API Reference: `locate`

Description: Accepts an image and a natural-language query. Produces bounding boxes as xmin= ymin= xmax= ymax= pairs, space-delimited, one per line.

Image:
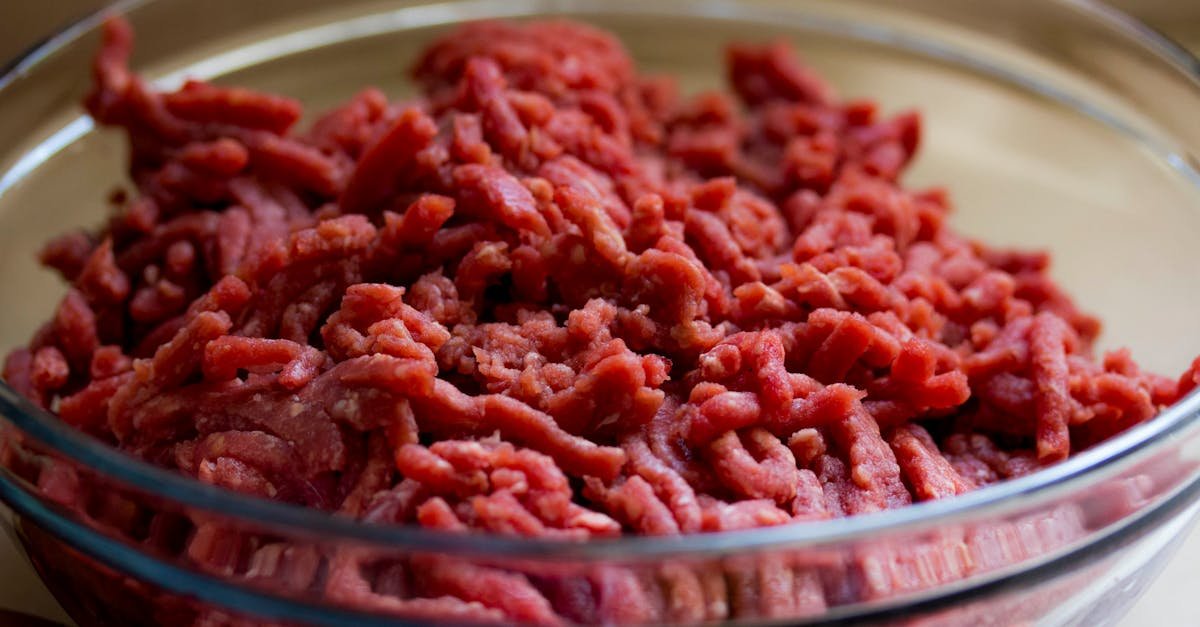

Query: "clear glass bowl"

xmin=1 ymin=0 xmax=1199 ymax=625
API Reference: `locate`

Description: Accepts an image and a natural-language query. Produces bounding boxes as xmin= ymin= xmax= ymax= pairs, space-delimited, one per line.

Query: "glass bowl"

xmin=1 ymin=0 xmax=1199 ymax=625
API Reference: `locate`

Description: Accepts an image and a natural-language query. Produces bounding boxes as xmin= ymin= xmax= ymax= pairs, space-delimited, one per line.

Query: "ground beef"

xmin=3 ymin=16 xmax=1198 ymax=626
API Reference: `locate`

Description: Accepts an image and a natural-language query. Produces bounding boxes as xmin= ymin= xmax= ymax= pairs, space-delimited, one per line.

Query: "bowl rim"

xmin=6 ymin=407 xmax=1198 ymax=624
xmin=0 ymin=0 xmax=1199 ymax=562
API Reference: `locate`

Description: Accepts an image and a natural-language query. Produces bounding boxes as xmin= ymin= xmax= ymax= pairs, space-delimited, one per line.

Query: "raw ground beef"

xmin=3 ymin=16 xmax=1199 ymax=626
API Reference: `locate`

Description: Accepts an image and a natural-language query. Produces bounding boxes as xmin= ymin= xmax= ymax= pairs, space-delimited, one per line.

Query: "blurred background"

xmin=0 ymin=1 xmax=1197 ymax=626
xmin=7 ymin=0 xmax=1191 ymax=61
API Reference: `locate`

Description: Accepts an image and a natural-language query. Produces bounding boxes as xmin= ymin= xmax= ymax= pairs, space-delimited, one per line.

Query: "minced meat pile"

xmin=4 ymin=16 xmax=1200 ymax=625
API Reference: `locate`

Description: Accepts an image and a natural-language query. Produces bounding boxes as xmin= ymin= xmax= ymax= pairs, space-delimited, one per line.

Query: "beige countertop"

xmin=0 ymin=2 xmax=1197 ymax=626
